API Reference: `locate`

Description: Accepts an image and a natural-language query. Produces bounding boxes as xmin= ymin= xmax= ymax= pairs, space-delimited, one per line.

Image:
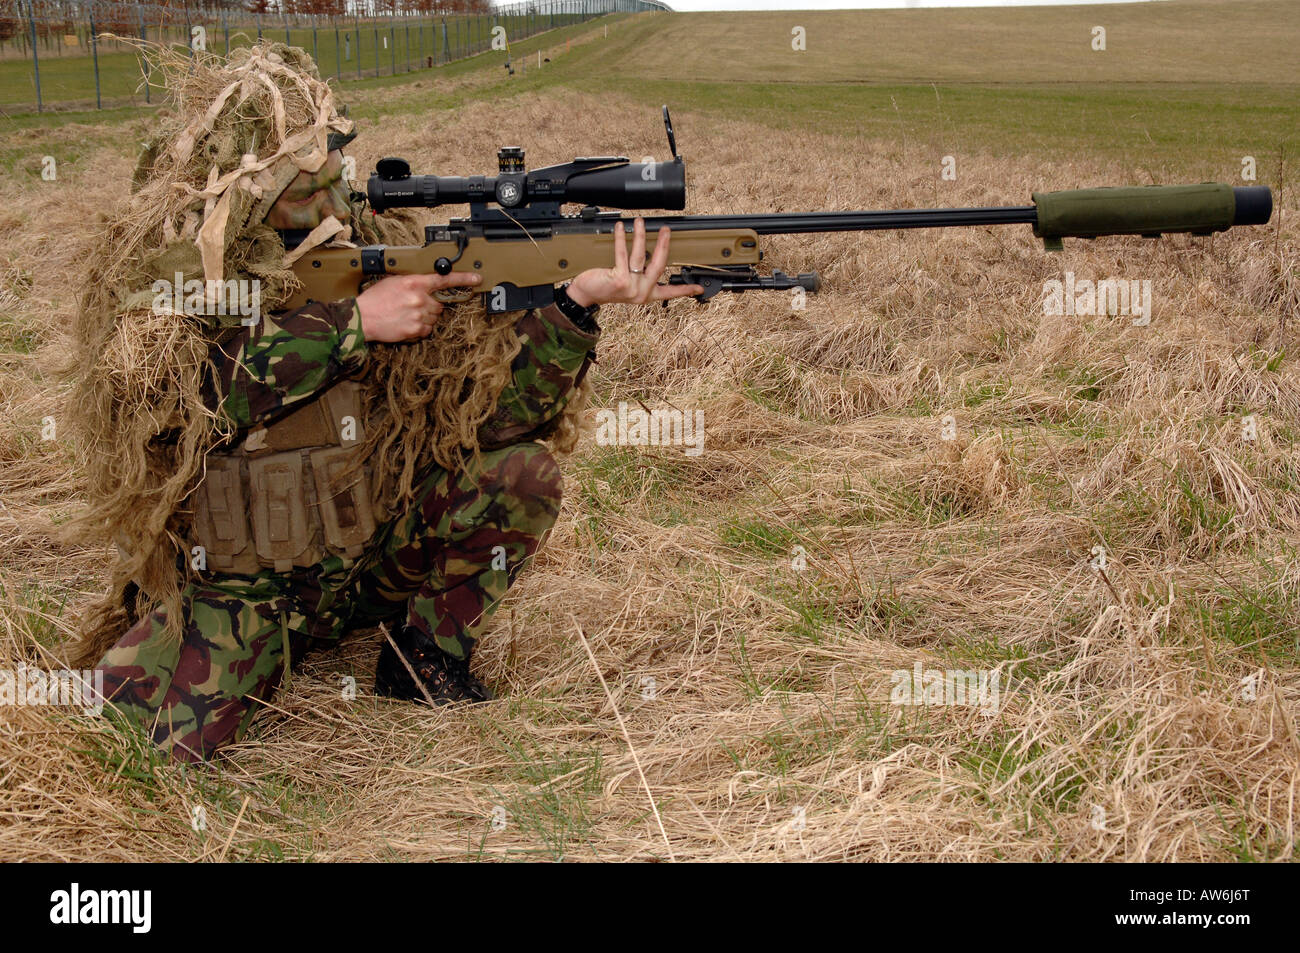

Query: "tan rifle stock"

xmin=285 ymin=227 xmax=762 ymax=311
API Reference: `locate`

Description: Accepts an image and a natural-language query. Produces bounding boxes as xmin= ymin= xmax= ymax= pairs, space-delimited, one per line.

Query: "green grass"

xmin=1172 ymin=471 xmax=1235 ymax=540
xmin=0 ymin=313 xmax=41 ymax=354
xmin=1052 ymin=363 xmax=1107 ymax=402
xmin=946 ymin=634 xmax=1050 ymax=684
xmin=718 ymin=514 xmax=798 ymax=558
xmin=489 ymin=732 xmax=605 ymax=861
xmin=958 ymin=729 xmax=1089 ymax=834
xmin=962 ymin=380 xmax=1010 ymax=408
xmin=764 ymin=577 xmax=854 ymax=645
xmin=1211 ymin=795 xmax=1300 ymax=862
xmin=0 ymin=579 xmax=71 ymax=651
xmin=1197 ymin=576 xmax=1299 ymax=664
xmin=851 ymin=694 xmax=939 ymax=759
xmin=571 ymin=443 xmax=699 ymax=537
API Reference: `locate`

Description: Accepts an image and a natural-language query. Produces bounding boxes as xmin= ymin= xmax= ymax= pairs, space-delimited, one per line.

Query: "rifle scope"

xmin=367 ymin=149 xmax=687 ymax=213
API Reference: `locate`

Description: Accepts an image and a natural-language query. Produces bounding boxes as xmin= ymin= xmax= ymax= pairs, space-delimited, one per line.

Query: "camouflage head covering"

xmin=125 ymin=42 xmax=356 ymax=325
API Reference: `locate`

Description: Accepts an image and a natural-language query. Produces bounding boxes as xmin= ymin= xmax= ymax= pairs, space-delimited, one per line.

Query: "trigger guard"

xmin=435 ymin=289 xmax=475 ymax=304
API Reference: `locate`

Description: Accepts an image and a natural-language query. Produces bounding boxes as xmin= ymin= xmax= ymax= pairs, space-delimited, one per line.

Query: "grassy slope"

xmin=1 ymin=2 xmax=1298 ymax=862
xmin=528 ymin=1 xmax=1299 ymax=180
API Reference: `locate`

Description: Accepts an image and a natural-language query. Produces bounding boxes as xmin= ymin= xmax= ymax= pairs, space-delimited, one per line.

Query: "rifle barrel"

xmin=626 ymin=207 xmax=1039 ymax=234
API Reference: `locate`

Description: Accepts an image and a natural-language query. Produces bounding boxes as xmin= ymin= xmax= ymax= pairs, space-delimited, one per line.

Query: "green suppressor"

xmin=1032 ymin=183 xmax=1273 ymax=250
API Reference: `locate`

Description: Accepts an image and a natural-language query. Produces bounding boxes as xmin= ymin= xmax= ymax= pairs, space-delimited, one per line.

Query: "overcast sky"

xmin=662 ymin=1 xmax=1165 ymax=10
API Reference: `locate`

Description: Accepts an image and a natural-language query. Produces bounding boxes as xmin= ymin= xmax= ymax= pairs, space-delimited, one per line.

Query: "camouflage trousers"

xmin=95 ymin=443 xmax=562 ymax=763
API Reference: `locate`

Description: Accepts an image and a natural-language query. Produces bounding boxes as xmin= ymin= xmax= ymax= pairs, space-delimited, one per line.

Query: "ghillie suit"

xmin=68 ymin=43 xmax=593 ymax=759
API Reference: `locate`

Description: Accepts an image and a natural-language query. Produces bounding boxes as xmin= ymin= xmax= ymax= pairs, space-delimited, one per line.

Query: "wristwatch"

xmin=553 ymin=283 xmax=601 ymax=333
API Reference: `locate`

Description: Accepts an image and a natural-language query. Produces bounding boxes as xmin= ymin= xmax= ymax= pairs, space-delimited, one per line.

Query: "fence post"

xmin=441 ymin=18 xmax=449 ymax=63
xmin=404 ymin=22 xmax=409 ymax=72
xmin=89 ymin=11 xmax=100 ymax=109
xmin=26 ymin=0 xmax=41 ymax=113
xmin=223 ymin=13 xmax=229 ymax=56
xmin=138 ymin=4 xmax=149 ymax=104
xmin=334 ymin=24 xmax=341 ymax=81
xmin=312 ymin=22 xmax=317 ymax=63
xmin=354 ymin=18 xmax=361 ymax=79
xmin=389 ymin=23 xmax=395 ymax=75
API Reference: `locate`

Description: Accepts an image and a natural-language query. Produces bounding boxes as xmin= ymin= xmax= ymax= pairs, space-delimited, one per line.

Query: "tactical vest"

xmin=190 ymin=379 xmax=378 ymax=575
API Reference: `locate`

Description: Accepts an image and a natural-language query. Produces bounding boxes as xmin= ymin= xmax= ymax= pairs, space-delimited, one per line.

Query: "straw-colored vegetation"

xmin=1 ymin=5 xmax=1297 ymax=861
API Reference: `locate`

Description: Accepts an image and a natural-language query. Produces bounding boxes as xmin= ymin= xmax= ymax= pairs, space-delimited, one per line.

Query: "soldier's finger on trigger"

xmin=424 ymin=271 xmax=474 ymax=291
xmin=402 ymin=274 xmax=433 ymax=297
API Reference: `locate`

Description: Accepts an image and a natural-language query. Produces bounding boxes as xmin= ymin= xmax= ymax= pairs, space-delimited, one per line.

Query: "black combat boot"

xmin=374 ymin=625 xmax=495 ymax=705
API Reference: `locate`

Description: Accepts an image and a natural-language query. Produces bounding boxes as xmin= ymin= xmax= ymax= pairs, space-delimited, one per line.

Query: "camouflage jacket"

xmin=207 ymin=298 xmax=598 ymax=448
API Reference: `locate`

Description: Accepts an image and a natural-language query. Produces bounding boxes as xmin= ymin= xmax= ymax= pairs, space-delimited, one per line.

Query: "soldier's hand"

xmin=356 ymin=272 xmax=482 ymax=343
xmin=567 ymin=217 xmax=704 ymax=307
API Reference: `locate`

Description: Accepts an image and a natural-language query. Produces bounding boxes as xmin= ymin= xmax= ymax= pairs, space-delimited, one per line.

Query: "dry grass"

xmin=1 ymin=87 xmax=1297 ymax=861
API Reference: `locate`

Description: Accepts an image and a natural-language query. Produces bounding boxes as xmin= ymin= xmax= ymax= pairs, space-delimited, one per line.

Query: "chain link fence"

xmin=0 ymin=0 xmax=672 ymax=114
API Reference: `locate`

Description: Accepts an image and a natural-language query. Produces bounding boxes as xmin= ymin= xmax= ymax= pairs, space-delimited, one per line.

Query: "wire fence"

xmin=0 ymin=1 xmax=672 ymax=114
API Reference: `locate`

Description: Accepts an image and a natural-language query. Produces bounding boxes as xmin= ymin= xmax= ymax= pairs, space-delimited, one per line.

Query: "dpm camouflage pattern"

xmin=209 ymin=296 xmax=370 ymax=431
xmin=96 ymin=297 xmax=595 ymax=762
xmin=96 ymin=442 xmax=561 ymax=763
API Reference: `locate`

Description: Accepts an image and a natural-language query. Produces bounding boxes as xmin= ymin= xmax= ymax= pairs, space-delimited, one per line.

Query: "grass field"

xmin=0 ymin=1 xmax=1297 ymax=861
xmin=0 ymin=12 xmax=606 ymax=112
